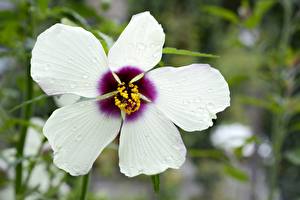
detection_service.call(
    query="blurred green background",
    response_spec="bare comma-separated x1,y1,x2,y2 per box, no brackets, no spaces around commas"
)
0,0,300,199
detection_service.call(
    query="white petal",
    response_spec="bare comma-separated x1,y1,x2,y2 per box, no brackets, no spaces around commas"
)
108,11,165,72
43,100,122,176
119,104,186,177
148,64,230,132
31,23,108,98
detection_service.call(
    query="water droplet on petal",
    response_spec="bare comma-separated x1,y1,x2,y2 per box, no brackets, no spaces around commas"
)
168,87,174,92
152,52,160,58
137,43,146,50
83,75,88,79
75,134,82,141
149,43,156,48
207,102,215,110
45,64,50,71
164,156,173,163
207,88,213,93
88,44,93,51
195,97,202,103
128,43,135,50
129,166,134,174
173,145,181,151
197,107,204,113
72,126,77,131
180,77,187,82
56,144,62,150
92,57,97,64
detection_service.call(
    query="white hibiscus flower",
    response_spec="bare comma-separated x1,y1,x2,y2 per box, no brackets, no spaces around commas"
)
31,11,230,177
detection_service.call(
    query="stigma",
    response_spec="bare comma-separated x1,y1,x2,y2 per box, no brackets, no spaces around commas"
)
114,82,141,115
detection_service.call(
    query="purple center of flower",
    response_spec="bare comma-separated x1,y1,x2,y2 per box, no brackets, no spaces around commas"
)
97,66,157,121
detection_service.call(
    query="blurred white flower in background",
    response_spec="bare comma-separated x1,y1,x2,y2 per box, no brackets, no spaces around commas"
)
258,142,272,159
0,57,13,75
0,118,69,200
0,148,15,178
239,29,259,47
211,123,273,200
210,123,255,157
211,123,272,159
24,118,45,156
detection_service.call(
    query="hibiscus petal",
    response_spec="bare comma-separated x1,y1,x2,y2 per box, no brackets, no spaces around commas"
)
108,11,165,72
43,100,122,176
31,23,108,98
119,104,186,177
148,64,230,132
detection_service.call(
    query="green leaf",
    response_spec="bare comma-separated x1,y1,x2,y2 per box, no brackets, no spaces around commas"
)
285,149,300,166
37,0,49,14
0,118,42,133
223,165,249,182
244,0,275,28
151,174,160,193
202,6,239,24
9,94,48,113
287,96,300,115
162,47,219,58
289,123,300,133
189,149,227,160
50,7,90,29
237,96,281,113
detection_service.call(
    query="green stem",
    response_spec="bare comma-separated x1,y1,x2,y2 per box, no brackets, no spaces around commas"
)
279,0,292,55
15,1,36,198
151,174,160,193
268,114,285,200
15,61,34,198
80,172,91,200
268,1,292,200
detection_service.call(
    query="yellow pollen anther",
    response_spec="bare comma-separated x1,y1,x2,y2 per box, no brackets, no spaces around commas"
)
114,82,141,115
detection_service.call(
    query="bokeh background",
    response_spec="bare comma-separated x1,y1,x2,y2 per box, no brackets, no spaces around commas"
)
0,0,300,200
